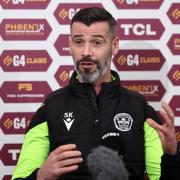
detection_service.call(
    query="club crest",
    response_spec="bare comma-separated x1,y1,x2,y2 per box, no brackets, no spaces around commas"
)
114,113,133,131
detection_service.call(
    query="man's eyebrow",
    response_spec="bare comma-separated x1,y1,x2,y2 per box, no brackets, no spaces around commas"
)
72,35,83,39
72,34,105,39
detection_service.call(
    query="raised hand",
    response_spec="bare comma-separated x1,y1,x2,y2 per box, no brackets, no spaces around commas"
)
146,102,177,155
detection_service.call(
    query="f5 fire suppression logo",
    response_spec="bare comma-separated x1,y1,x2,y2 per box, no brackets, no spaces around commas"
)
168,65,180,86
113,49,165,71
112,0,163,9
0,81,52,103
54,3,103,25
0,0,50,9
55,65,74,87
169,96,180,117
167,3,180,24
167,34,180,55
117,19,165,40
122,80,165,101
0,50,52,72
0,112,33,134
0,19,52,40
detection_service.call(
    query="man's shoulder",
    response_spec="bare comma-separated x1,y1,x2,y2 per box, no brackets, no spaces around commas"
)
45,86,69,103
121,86,145,101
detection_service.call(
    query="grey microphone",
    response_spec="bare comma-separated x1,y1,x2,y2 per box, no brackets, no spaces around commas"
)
87,146,128,180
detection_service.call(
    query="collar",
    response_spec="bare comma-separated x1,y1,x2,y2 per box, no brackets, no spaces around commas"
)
68,70,121,99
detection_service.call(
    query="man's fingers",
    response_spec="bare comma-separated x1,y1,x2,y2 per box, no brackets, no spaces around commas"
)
161,102,174,124
58,157,83,167
57,150,82,161
146,118,168,135
58,165,79,175
146,118,161,131
54,144,77,155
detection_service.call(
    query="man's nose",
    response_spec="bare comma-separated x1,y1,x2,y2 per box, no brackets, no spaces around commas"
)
82,43,93,57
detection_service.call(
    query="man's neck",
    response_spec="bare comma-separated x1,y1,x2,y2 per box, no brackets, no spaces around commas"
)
93,72,111,94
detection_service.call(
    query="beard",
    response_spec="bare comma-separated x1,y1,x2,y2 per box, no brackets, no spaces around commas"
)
74,55,111,83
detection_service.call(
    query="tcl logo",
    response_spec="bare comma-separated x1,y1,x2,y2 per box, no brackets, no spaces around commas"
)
121,24,156,35
0,144,22,166
118,19,165,40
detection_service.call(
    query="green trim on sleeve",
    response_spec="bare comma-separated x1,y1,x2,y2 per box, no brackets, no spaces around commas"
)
144,122,163,180
11,122,49,179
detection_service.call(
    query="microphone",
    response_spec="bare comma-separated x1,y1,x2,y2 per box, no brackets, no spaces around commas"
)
87,146,128,180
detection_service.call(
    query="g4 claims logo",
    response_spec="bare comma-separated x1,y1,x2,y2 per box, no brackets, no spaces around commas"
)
0,0,50,9
113,50,165,71
0,50,52,72
54,3,103,25
113,0,163,9
0,112,32,134
11,0,25,4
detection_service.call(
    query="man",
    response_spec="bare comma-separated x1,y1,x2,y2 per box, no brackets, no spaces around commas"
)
12,7,179,180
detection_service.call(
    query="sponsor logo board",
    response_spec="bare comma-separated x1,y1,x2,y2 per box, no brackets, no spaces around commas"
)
117,19,165,40
113,49,165,71
0,50,52,72
55,65,74,87
0,19,52,40
0,81,52,103
122,80,165,101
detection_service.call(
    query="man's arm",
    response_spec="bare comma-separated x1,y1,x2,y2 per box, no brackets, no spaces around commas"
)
147,102,180,180
12,104,83,180
11,122,50,179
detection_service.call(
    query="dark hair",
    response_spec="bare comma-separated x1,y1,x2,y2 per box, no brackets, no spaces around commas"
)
71,7,117,37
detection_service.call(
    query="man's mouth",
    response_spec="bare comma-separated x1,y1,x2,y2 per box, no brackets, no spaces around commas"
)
79,61,96,69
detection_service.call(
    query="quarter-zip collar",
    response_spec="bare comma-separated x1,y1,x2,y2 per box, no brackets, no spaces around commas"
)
68,70,121,99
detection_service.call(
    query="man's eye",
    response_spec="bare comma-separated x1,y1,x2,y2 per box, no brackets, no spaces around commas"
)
74,40,82,45
93,41,102,46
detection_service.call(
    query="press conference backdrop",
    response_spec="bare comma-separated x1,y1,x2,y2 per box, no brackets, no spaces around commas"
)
0,0,180,179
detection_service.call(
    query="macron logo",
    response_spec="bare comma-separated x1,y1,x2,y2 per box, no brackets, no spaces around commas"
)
63,112,74,131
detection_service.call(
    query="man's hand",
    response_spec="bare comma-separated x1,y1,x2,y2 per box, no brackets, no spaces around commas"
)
146,102,177,155
37,144,83,180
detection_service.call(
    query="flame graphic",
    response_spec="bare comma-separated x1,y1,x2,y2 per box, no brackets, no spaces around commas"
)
176,131,180,142
3,56,12,66
172,8,180,20
4,118,13,129
59,9,68,20
3,0,11,4
117,55,127,66
117,0,125,4
173,70,180,81
59,71,69,81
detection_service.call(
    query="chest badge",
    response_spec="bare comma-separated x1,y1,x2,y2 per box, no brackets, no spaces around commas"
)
114,113,133,131
63,112,74,131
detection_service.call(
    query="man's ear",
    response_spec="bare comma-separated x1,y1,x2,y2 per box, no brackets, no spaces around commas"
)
112,36,119,56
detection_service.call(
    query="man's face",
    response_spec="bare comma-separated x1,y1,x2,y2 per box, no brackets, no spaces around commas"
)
69,21,118,83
